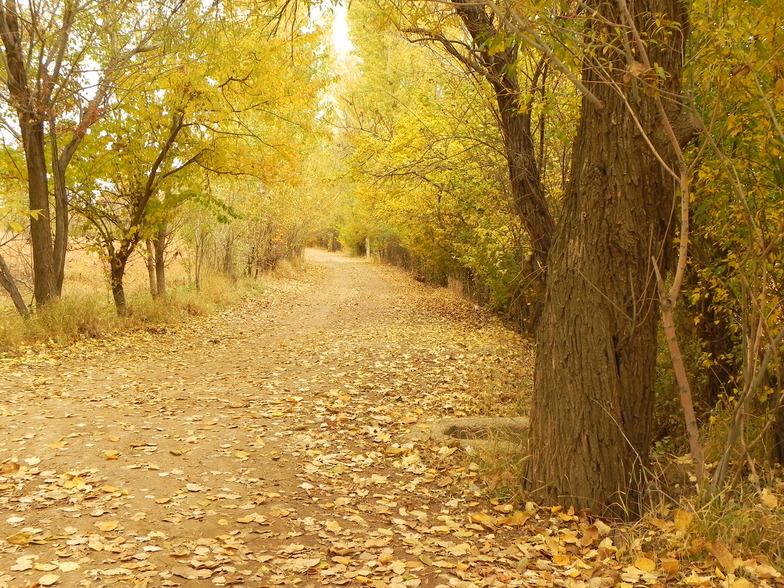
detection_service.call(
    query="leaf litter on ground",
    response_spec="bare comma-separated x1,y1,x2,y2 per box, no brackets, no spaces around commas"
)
0,250,782,588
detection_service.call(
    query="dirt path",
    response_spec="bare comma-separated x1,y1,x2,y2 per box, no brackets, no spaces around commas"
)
0,250,540,588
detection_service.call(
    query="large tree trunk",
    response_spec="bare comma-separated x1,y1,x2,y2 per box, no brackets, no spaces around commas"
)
526,0,689,518
0,2,59,306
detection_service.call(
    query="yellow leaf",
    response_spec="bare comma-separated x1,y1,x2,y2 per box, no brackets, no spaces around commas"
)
469,512,497,527
0,460,20,475
706,540,736,574
635,557,656,572
661,558,680,574
6,532,32,546
760,489,778,509
97,521,119,532
62,476,85,489
499,511,531,526
674,509,694,532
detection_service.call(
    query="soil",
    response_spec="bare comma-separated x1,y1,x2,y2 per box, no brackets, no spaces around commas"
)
0,249,534,588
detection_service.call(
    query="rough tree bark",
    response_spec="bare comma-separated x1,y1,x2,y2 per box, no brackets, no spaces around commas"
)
109,253,130,315
525,0,690,517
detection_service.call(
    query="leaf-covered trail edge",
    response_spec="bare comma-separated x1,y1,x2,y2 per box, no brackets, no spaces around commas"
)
0,250,779,588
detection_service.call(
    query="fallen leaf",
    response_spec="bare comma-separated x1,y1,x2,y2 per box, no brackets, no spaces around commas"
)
469,512,497,527
6,532,32,546
760,489,778,509
97,520,119,532
635,557,656,572
706,540,736,573
674,509,694,532
171,566,198,580
0,460,20,475
661,558,679,574
499,511,530,527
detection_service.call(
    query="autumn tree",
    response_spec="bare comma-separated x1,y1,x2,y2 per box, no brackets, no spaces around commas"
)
347,0,694,514
0,0,179,307
336,1,564,323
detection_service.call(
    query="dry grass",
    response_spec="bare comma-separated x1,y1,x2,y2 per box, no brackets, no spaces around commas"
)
0,243,266,354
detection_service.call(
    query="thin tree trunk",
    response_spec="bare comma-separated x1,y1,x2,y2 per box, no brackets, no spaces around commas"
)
0,252,30,319
51,143,69,296
145,238,158,297
526,0,689,518
452,0,554,273
154,223,167,297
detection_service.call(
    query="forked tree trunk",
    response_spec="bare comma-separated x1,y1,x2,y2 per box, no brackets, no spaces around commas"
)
0,2,65,306
526,0,689,518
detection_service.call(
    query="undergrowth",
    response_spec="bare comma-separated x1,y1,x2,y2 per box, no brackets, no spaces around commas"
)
463,361,784,569
0,273,266,354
